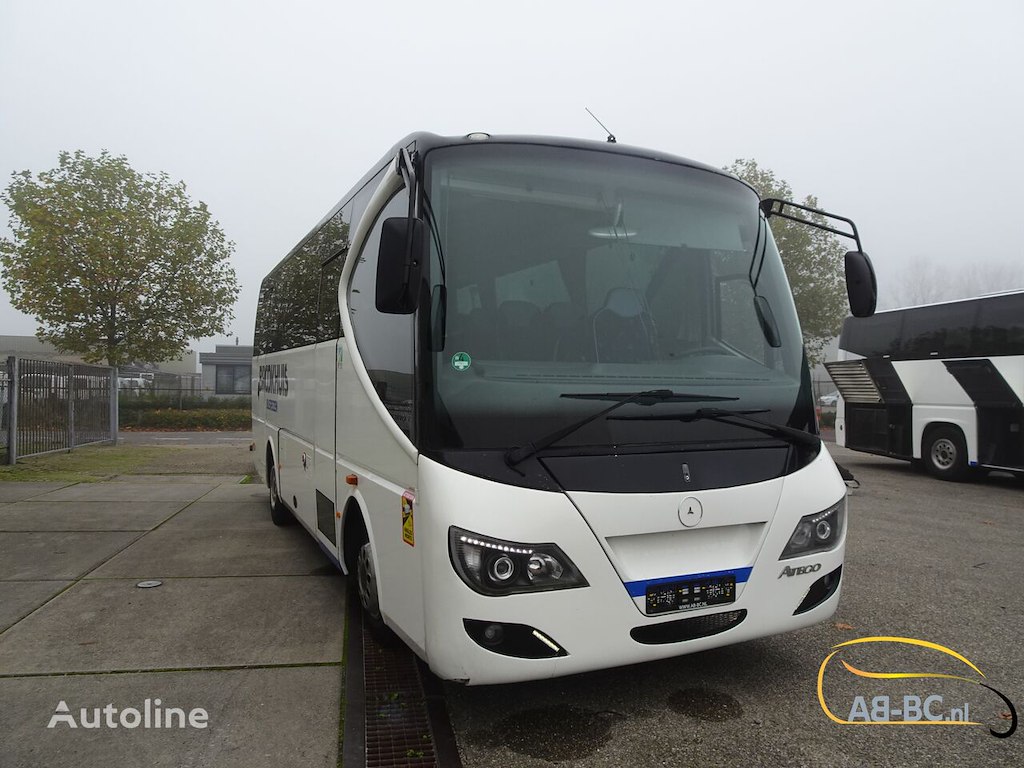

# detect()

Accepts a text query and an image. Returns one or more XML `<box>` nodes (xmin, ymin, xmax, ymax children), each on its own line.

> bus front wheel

<box><xmin>267</xmin><ymin>462</ymin><xmax>295</xmax><ymax>526</ymax></box>
<box><xmin>356</xmin><ymin>541</ymin><xmax>395</xmax><ymax>643</ymax></box>
<box><xmin>924</xmin><ymin>426</ymin><xmax>969</xmax><ymax>482</ymax></box>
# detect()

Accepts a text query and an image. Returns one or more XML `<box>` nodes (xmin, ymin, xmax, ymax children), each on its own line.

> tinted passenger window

<box><xmin>254</xmin><ymin>278</ymin><xmax>274</xmax><ymax>355</ymax></box>
<box><xmin>318</xmin><ymin>255</ymin><xmax>345</xmax><ymax>341</ymax></box>
<box><xmin>900</xmin><ymin>305</ymin><xmax>949</xmax><ymax>358</ymax></box>
<box><xmin>273</xmin><ymin>243</ymin><xmax>320</xmax><ymax>350</ymax></box>
<box><xmin>316</xmin><ymin>203</ymin><xmax>352</xmax><ymax>342</ymax></box>
<box><xmin>976</xmin><ymin>294</ymin><xmax>1024</xmax><ymax>356</ymax></box>
<box><xmin>842</xmin><ymin>312</ymin><xmax>903</xmax><ymax>358</ymax></box>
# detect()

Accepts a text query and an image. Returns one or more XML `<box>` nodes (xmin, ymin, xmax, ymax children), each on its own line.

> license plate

<box><xmin>645</xmin><ymin>574</ymin><xmax>737</xmax><ymax>614</ymax></box>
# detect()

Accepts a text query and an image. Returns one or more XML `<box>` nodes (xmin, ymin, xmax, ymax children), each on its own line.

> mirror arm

<box><xmin>394</xmin><ymin>148</ymin><xmax>424</xmax><ymax>290</ymax></box>
<box><xmin>397</xmin><ymin>148</ymin><xmax>420</xmax><ymax>219</ymax></box>
<box><xmin>759</xmin><ymin>198</ymin><xmax>864</xmax><ymax>253</ymax></box>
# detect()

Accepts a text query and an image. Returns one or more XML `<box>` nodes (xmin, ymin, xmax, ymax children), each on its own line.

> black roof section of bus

<box><xmin>838</xmin><ymin>289</ymin><xmax>1024</xmax><ymax>360</ymax></box>
<box><xmin>263</xmin><ymin>132</ymin><xmax>754</xmax><ymax>279</ymax></box>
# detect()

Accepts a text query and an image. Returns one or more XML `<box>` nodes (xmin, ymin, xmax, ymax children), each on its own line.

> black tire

<box><xmin>267</xmin><ymin>462</ymin><xmax>295</xmax><ymax>526</ymax></box>
<box><xmin>923</xmin><ymin>426</ymin><xmax>969</xmax><ymax>482</ymax></box>
<box><xmin>355</xmin><ymin>539</ymin><xmax>397</xmax><ymax>644</ymax></box>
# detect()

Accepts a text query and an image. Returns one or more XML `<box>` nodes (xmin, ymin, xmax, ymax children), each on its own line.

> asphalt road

<box><xmin>445</xmin><ymin>445</ymin><xmax>1024</xmax><ymax>767</ymax></box>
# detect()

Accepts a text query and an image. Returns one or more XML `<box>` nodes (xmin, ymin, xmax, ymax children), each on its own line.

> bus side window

<box><xmin>274</xmin><ymin>242</ymin><xmax>320</xmax><ymax>349</ymax></box>
<box><xmin>348</xmin><ymin>190</ymin><xmax>416</xmax><ymax>438</ymax></box>
<box><xmin>317</xmin><ymin>203</ymin><xmax>352</xmax><ymax>342</ymax></box>
<box><xmin>254</xmin><ymin>279</ymin><xmax>274</xmax><ymax>354</ymax></box>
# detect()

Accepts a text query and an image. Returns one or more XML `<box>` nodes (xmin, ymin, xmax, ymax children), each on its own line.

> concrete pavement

<box><xmin>0</xmin><ymin>473</ymin><xmax>345</xmax><ymax>768</ymax></box>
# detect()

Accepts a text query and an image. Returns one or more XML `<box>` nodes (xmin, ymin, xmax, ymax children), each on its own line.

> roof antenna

<box><xmin>585</xmin><ymin>107</ymin><xmax>616</xmax><ymax>143</ymax></box>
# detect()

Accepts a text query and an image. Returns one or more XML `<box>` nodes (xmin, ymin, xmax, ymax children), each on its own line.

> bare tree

<box><xmin>885</xmin><ymin>256</ymin><xmax>1024</xmax><ymax>309</ymax></box>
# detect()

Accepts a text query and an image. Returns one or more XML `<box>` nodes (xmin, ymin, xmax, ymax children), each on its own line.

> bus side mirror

<box><xmin>845</xmin><ymin>250</ymin><xmax>877</xmax><ymax>318</ymax></box>
<box><xmin>376</xmin><ymin>217</ymin><xmax>424</xmax><ymax>314</ymax></box>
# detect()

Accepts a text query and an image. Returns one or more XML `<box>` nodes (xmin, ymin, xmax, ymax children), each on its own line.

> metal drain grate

<box><xmin>343</xmin><ymin>588</ymin><xmax>462</xmax><ymax>768</ymax></box>
<box><xmin>363</xmin><ymin>624</ymin><xmax>437</xmax><ymax>767</ymax></box>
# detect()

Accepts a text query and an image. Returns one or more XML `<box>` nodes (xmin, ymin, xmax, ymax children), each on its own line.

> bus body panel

<box><xmin>991</xmin><ymin>356</ymin><xmax>1024</xmax><ymax>403</ymax></box>
<box><xmin>418</xmin><ymin>448</ymin><xmax>845</xmax><ymax>685</ymax></box>
<box><xmin>335</xmin><ymin>453</ymin><xmax>426</xmax><ymax>655</ymax></box>
<box><xmin>278</xmin><ymin>429</ymin><xmax>317</xmax><ymax>530</ymax></box>
<box><xmin>313</xmin><ymin>340</ymin><xmax>339</xmax><ymax>544</ymax></box>
<box><xmin>333</xmin><ymin>330</ymin><xmax>423</xmax><ymax>651</ymax></box>
<box><xmin>892</xmin><ymin>359</ymin><xmax>979</xmax><ymax>462</ymax></box>
<box><xmin>564</xmin><ymin>481</ymin><xmax>785</xmax><ymax>613</ymax></box>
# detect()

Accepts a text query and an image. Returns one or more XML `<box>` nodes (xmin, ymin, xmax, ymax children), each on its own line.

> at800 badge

<box><xmin>451</xmin><ymin>352</ymin><xmax>472</xmax><ymax>372</ymax></box>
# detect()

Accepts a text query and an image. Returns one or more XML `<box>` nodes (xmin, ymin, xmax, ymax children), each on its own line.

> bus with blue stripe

<box><xmin>252</xmin><ymin>132</ymin><xmax>876</xmax><ymax>684</ymax></box>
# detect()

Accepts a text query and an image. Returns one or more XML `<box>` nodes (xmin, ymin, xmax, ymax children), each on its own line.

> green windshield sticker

<box><xmin>451</xmin><ymin>352</ymin><xmax>472</xmax><ymax>372</ymax></box>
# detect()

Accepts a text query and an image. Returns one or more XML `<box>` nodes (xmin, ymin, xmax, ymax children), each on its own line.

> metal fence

<box><xmin>812</xmin><ymin>376</ymin><xmax>837</xmax><ymax>403</ymax></box>
<box><xmin>117</xmin><ymin>372</ymin><xmax>242</xmax><ymax>412</ymax></box>
<box><xmin>0</xmin><ymin>364</ymin><xmax>10</xmax><ymax>461</ymax></box>
<box><xmin>4</xmin><ymin>356</ymin><xmax>118</xmax><ymax>464</ymax></box>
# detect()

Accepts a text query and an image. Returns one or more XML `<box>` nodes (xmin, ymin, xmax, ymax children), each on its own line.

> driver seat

<box><xmin>592</xmin><ymin>288</ymin><xmax>655</xmax><ymax>363</ymax></box>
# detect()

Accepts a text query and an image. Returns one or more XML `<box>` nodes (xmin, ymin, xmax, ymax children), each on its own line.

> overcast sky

<box><xmin>2</xmin><ymin>0</ymin><xmax>1022</xmax><ymax>355</ymax></box>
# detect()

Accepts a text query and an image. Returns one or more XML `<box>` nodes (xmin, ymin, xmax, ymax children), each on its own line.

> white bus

<box><xmin>252</xmin><ymin>133</ymin><xmax>877</xmax><ymax>685</ymax></box>
<box><xmin>827</xmin><ymin>291</ymin><xmax>1024</xmax><ymax>481</ymax></box>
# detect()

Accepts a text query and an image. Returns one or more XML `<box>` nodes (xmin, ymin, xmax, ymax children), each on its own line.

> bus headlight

<box><xmin>449</xmin><ymin>526</ymin><xmax>588</xmax><ymax>596</ymax></box>
<box><xmin>780</xmin><ymin>497</ymin><xmax>846</xmax><ymax>559</ymax></box>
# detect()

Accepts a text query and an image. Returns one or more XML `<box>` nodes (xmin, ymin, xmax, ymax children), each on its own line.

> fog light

<box><xmin>481</xmin><ymin>623</ymin><xmax>504</xmax><ymax>645</ymax></box>
<box><xmin>464</xmin><ymin>619</ymin><xmax>568</xmax><ymax>658</ymax></box>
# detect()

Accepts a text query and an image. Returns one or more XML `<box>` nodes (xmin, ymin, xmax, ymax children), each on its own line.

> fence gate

<box><xmin>3</xmin><ymin>356</ymin><xmax>118</xmax><ymax>464</ymax></box>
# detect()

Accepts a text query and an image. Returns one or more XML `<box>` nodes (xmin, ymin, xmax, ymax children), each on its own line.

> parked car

<box><xmin>818</xmin><ymin>390</ymin><xmax>840</xmax><ymax>407</ymax></box>
<box><xmin>118</xmin><ymin>376</ymin><xmax>149</xmax><ymax>389</ymax></box>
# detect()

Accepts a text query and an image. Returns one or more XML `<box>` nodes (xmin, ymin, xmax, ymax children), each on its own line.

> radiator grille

<box><xmin>824</xmin><ymin>360</ymin><xmax>882</xmax><ymax>404</ymax></box>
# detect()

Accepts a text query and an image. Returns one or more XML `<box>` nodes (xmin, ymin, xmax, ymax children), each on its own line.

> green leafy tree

<box><xmin>724</xmin><ymin>159</ymin><xmax>848</xmax><ymax>367</ymax></box>
<box><xmin>0</xmin><ymin>150</ymin><xmax>239</xmax><ymax>366</ymax></box>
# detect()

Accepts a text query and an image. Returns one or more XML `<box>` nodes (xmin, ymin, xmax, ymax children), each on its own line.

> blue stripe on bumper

<box><xmin>624</xmin><ymin>567</ymin><xmax>753</xmax><ymax>598</ymax></box>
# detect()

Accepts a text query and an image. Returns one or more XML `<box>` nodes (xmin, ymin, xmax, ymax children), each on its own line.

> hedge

<box><xmin>119</xmin><ymin>395</ymin><xmax>250</xmax><ymax>413</ymax></box>
<box><xmin>123</xmin><ymin>408</ymin><xmax>251</xmax><ymax>430</ymax></box>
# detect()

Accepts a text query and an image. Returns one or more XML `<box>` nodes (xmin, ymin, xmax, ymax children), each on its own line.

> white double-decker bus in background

<box><xmin>252</xmin><ymin>133</ymin><xmax>877</xmax><ymax>684</ymax></box>
<box><xmin>827</xmin><ymin>291</ymin><xmax>1024</xmax><ymax>481</ymax></box>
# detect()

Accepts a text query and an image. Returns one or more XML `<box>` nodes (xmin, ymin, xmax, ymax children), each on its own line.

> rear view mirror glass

<box><xmin>376</xmin><ymin>217</ymin><xmax>424</xmax><ymax>314</ymax></box>
<box><xmin>845</xmin><ymin>251</ymin><xmax>877</xmax><ymax>318</ymax></box>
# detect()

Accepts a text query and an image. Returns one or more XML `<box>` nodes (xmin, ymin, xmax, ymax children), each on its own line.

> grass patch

<box><xmin>0</xmin><ymin>444</ymin><xmax>176</xmax><ymax>483</ymax></box>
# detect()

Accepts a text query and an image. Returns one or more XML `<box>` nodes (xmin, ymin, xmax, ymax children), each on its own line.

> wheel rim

<box><xmin>931</xmin><ymin>438</ymin><xmax>957</xmax><ymax>470</ymax></box>
<box><xmin>357</xmin><ymin>543</ymin><xmax>381</xmax><ymax>620</ymax></box>
<box><xmin>269</xmin><ymin>467</ymin><xmax>280</xmax><ymax>508</ymax></box>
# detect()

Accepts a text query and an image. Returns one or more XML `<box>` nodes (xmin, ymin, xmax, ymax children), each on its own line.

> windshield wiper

<box><xmin>610</xmin><ymin>406</ymin><xmax>820</xmax><ymax>448</ymax></box>
<box><xmin>504</xmin><ymin>390</ymin><xmax>739</xmax><ymax>468</ymax></box>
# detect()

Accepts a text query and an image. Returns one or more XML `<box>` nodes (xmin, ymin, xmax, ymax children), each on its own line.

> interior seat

<box><xmin>592</xmin><ymin>287</ymin><xmax>655</xmax><ymax>363</ymax></box>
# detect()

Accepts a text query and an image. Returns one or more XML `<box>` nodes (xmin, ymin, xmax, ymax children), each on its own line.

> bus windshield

<box><xmin>422</xmin><ymin>144</ymin><xmax>811</xmax><ymax>453</ymax></box>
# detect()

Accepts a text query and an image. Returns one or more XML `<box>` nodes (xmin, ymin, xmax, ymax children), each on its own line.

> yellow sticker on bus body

<box><xmin>401</xmin><ymin>491</ymin><xmax>415</xmax><ymax>547</ymax></box>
